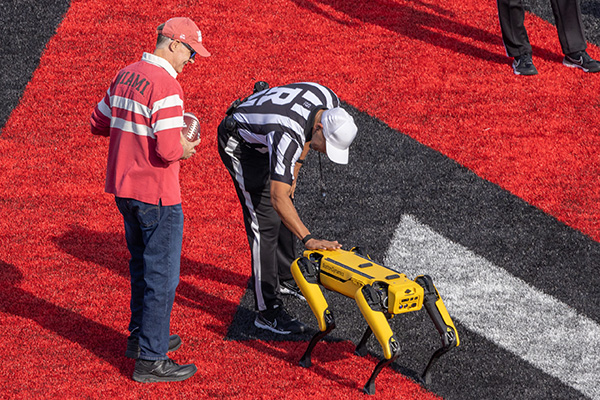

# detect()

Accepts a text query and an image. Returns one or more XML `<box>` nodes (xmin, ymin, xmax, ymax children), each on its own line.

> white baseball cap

<box><xmin>321</xmin><ymin>107</ymin><xmax>357</xmax><ymax>164</ymax></box>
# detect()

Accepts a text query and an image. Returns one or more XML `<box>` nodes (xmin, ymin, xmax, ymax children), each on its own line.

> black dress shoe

<box><xmin>125</xmin><ymin>334</ymin><xmax>182</xmax><ymax>359</ymax></box>
<box><xmin>132</xmin><ymin>358</ymin><xmax>197</xmax><ymax>383</ymax></box>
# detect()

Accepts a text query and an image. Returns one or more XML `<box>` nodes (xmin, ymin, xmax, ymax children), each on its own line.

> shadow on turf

<box><xmin>211</xmin><ymin>321</ymin><xmax>424</xmax><ymax>393</ymax></box>
<box><xmin>0</xmin><ymin>260</ymin><xmax>131</xmax><ymax>377</ymax></box>
<box><xmin>51</xmin><ymin>225</ymin><xmax>423</xmax><ymax>390</ymax></box>
<box><xmin>54</xmin><ymin>224</ymin><xmax>250</xmax><ymax>318</ymax></box>
<box><xmin>51</xmin><ymin>225</ymin><xmax>437</xmax><ymax>390</ymax></box>
<box><xmin>48</xmin><ymin>225</ymin><xmax>253</xmax><ymax>374</ymax></box>
<box><xmin>291</xmin><ymin>0</ymin><xmax>562</xmax><ymax>65</ymax></box>
<box><xmin>225</xmin><ymin>282</ymin><xmax>428</xmax><ymax>390</ymax></box>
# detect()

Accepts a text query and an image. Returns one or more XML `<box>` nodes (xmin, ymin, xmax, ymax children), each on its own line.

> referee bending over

<box><xmin>218</xmin><ymin>82</ymin><xmax>358</xmax><ymax>334</ymax></box>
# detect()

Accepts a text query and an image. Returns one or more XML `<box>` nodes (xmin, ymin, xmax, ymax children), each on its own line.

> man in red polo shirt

<box><xmin>90</xmin><ymin>17</ymin><xmax>209</xmax><ymax>383</ymax></box>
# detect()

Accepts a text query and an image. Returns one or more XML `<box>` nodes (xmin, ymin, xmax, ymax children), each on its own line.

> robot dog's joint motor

<box><xmin>362</xmin><ymin>283</ymin><xmax>389</xmax><ymax>312</ymax></box>
<box><xmin>291</xmin><ymin>247</ymin><xmax>459</xmax><ymax>395</ymax></box>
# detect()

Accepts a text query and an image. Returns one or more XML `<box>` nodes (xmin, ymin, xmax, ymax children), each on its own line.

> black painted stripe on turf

<box><xmin>0</xmin><ymin>0</ymin><xmax>71</xmax><ymax>133</ymax></box>
<box><xmin>227</xmin><ymin>103</ymin><xmax>598</xmax><ymax>400</ymax></box>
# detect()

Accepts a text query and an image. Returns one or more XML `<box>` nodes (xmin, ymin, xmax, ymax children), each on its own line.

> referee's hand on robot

<box><xmin>304</xmin><ymin>237</ymin><xmax>342</xmax><ymax>251</ymax></box>
<box><xmin>180</xmin><ymin>133</ymin><xmax>201</xmax><ymax>160</ymax></box>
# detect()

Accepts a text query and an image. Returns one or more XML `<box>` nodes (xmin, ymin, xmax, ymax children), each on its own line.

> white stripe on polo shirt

<box><xmin>96</xmin><ymin>93</ymin><xmax>112</xmax><ymax>119</ymax></box>
<box><xmin>110</xmin><ymin>95</ymin><xmax>152</xmax><ymax>118</ymax></box>
<box><xmin>151</xmin><ymin>94</ymin><xmax>184</xmax><ymax>115</ymax></box>
<box><xmin>111</xmin><ymin>117</ymin><xmax>154</xmax><ymax>138</ymax></box>
<box><xmin>153</xmin><ymin>115</ymin><xmax>184</xmax><ymax>134</ymax></box>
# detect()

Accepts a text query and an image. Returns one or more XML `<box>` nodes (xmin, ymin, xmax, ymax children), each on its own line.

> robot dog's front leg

<box><xmin>415</xmin><ymin>275</ymin><xmax>459</xmax><ymax>385</ymax></box>
<box><xmin>291</xmin><ymin>257</ymin><xmax>335</xmax><ymax>368</ymax></box>
<box><xmin>355</xmin><ymin>285</ymin><xmax>401</xmax><ymax>395</ymax></box>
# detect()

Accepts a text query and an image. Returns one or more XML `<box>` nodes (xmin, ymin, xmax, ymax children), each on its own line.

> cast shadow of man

<box><xmin>0</xmin><ymin>260</ymin><xmax>130</xmax><ymax>377</ymax></box>
<box><xmin>51</xmin><ymin>225</ymin><xmax>413</xmax><ymax>390</ymax></box>
<box><xmin>52</xmin><ymin>225</ymin><xmax>250</xmax><ymax>329</ymax></box>
<box><xmin>291</xmin><ymin>0</ymin><xmax>560</xmax><ymax>64</ymax></box>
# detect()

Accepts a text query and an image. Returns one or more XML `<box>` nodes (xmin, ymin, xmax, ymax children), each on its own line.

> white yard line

<box><xmin>385</xmin><ymin>214</ymin><xmax>599</xmax><ymax>400</ymax></box>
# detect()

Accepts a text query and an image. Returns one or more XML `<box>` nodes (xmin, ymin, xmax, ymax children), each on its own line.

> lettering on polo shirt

<box><xmin>115</xmin><ymin>71</ymin><xmax>151</xmax><ymax>95</ymax></box>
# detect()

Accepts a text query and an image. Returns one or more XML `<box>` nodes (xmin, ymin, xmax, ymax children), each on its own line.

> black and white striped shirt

<box><xmin>232</xmin><ymin>82</ymin><xmax>340</xmax><ymax>185</ymax></box>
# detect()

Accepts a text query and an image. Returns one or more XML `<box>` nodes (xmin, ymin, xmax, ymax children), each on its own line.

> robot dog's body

<box><xmin>291</xmin><ymin>247</ymin><xmax>459</xmax><ymax>395</ymax></box>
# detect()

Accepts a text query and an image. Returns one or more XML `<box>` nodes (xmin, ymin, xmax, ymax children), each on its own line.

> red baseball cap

<box><xmin>158</xmin><ymin>17</ymin><xmax>211</xmax><ymax>57</ymax></box>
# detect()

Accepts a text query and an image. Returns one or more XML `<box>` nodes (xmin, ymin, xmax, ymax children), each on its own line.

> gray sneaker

<box><xmin>563</xmin><ymin>51</ymin><xmax>600</xmax><ymax>73</ymax></box>
<box><xmin>254</xmin><ymin>304</ymin><xmax>307</xmax><ymax>334</ymax></box>
<box><xmin>512</xmin><ymin>53</ymin><xmax>538</xmax><ymax>75</ymax></box>
<box><xmin>279</xmin><ymin>279</ymin><xmax>306</xmax><ymax>301</ymax></box>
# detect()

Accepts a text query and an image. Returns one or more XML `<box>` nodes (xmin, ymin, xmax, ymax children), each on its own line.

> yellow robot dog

<box><xmin>291</xmin><ymin>247</ymin><xmax>459</xmax><ymax>395</ymax></box>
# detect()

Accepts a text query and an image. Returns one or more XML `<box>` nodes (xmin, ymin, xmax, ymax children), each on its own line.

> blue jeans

<box><xmin>115</xmin><ymin>197</ymin><xmax>183</xmax><ymax>361</ymax></box>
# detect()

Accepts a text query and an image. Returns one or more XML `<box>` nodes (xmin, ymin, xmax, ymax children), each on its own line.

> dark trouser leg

<box><xmin>217</xmin><ymin>120</ymin><xmax>284</xmax><ymax>312</ymax></box>
<box><xmin>117</xmin><ymin>199</ymin><xmax>145</xmax><ymax>339</ymax></box>
<box><xmin>250</xmin><ymin>185</ymin><xmax>284</xmax><ymax>310</ymax></box>
<box><xmin>497</xmin><ymin>0</ymin><xmax>532</xmax><ymax>57</ymax></box>
<box><xmin>116</xmin><ymin>197</ymin><xmax>183</xmax><ymax>361</ymax></box>
<box><xmin>277</xmin><ymin>221</ymin><xmax>296</xmax><ymax>282</ymax></box>
<box><xmin>550</xmin><ymin>0</ymin><xmax>587</xmax><ymax>55</ymax></box>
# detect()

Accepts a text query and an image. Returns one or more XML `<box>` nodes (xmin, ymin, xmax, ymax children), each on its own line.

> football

<box><xmin>182</xmin><ymin>112</ymin><xmax>200</xmax><ymax>142</ymax></box>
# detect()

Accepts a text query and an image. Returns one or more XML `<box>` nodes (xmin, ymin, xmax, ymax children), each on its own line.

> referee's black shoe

<box><xmin>133</xmin><ymin>358</ymin><xmax>197</xmax><ymax>383</ymax></box>
<box><xmin>512</xmin><ymin>54</ymin><xmax>538</xmax><ymax>76</ymax></box>
<box><xmin>254</xmin><ymin>304</ymin><xmax>307</xmax><ymax>334</ymax></box>
<box><xmin>563</xmin><ymin>51</ymin><xmax>600</xmax><ymax>73</ymax></box>
<box><xmin>126</xmin><ymin>334</ymin><xmax>182</xmax><ymax>359</ymax></box>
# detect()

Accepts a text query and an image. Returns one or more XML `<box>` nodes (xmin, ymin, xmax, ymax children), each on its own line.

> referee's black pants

<box><xmin>497</xmin><ymin>0</ymin><xmax>587</xmax><ymax>57</ymax></box>
<box><xmin>217</xmin><ymin>118</ymin><xmax>296</xmax><ymax>312</ymax></box>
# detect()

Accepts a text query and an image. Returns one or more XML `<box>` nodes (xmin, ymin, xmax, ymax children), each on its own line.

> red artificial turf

<box><xmin>1</xmin><ymin>0</ymin><xmax>599</xmax><ymax>398</ymax></box>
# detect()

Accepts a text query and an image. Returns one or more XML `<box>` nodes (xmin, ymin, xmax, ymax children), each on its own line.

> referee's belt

<box><xmin>222</xmin><ymin>115</ymin><xmax>267</xmax><ymax>151</ymax></box>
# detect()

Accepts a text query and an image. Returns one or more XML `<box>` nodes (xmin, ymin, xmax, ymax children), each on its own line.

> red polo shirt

<box><xmin>90</xmin><ymin>52</ymin><xmax>185</xmax><ymax>206</ymax></box>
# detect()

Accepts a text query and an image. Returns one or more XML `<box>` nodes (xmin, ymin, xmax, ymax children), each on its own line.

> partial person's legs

<box><xmin>116</xmin><ymin>197</ymin><xmax>196</xmax><ymax>382</ymax></box>
<box><xmin>550</xmin><ymin>0</ymin><xmax>586</xmax><ymax>55</ymax></box>
<box><xmin>497</xmin><ymin>0</ymin><xmax>538</xmax><ymax>75</ymax></box>
<box><xmin>497</xmin><ymin>0</ymin><xmax>532</xmax><ymax>57</ymax></box>
<box><xmin>217</xmin><ymin>120</ymin><xmax>306</xmax><ymax>334</ymax></box>
<box><xmin>553</xmin><ymin>0</ymin><xmax>600</xmax><ymax>72</ymax></box>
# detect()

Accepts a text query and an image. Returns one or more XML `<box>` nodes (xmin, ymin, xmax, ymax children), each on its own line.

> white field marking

<box><xmin>384</xmin><ymin>214</ymin><xmax>599</xmax><ymax>400</ymax></box>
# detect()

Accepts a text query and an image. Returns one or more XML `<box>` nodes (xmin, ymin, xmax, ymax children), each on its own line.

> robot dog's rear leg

<box><xmin>415</xmin><ymin>275</ymin><xmax>459</xmax><ymax>385</ymax></box>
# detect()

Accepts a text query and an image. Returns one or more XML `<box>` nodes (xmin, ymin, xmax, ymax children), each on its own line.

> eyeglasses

<box><xmin>179</xmin><ymin>41</ymin><xmax>196</xmax><ymax>60</ymax></box>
